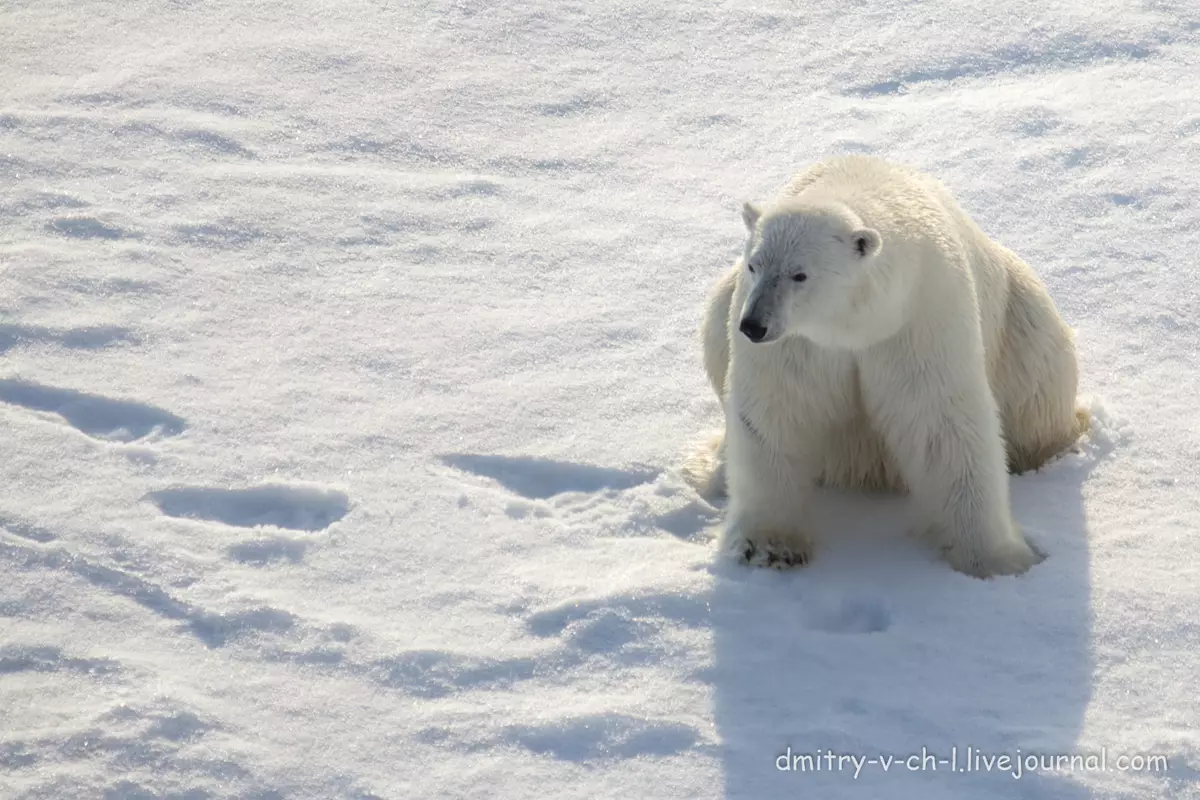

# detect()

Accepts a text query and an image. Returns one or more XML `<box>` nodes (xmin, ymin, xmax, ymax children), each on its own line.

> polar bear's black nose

<box><xmin>740</xmin><ymin>318</ymin><xmax>768</xmax><ymax>343</ymax></box>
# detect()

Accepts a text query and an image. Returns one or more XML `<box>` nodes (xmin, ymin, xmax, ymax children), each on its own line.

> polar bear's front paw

<box><xmin>943</xmin><ymin>535</ymin><xmax>1044</xmax><ymax>579</ymax></box>
<box><xmin>732</xmin><ymin>533</ymin><xmax>812</xmax><ymax>570</ymax></box>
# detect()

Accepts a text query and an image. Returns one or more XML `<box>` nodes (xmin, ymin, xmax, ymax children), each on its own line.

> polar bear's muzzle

<box><xmin>739</xmin><ymin>316</ymin><xmax>770</xmax><ymax>343</ymax></box>
<box><xmin>740</xmin><ymin>281</ymin><xmax>781</xmax><ymax>344</ymax></box>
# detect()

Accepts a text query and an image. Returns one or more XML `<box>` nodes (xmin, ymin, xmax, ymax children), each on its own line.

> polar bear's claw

<box><xmin>739</xmin><ymin>537</ymin><xmax>810</xmax><ymax>570</ymax></box>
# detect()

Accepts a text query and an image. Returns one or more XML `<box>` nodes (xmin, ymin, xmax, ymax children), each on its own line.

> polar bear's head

<box><xmin>737</xmin><ymin>200</ymin><xmax>891</xmax><ymax>347</ymax></box>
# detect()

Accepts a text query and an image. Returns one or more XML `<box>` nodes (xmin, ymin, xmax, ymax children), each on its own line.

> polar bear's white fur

<box><xmin>685</xmin><ymin>156</ymin><xmax>1086</xmax><ymax>578</ymax></box>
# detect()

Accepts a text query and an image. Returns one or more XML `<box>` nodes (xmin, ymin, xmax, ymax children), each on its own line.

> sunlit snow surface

<box><xmin>2</xmin><ymin>1</ymin><xmax>1199</xmax><ymax>798</ymax></box>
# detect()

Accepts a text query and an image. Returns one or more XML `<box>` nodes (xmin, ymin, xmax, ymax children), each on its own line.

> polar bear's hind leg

<box><xmin>995</xmin><ymin>272</ymin><xmax>1086</xmax><ymax>474</ymax></box>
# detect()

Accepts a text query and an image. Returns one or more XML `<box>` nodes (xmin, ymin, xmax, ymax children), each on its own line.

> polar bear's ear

<box><xmin>848</xmin><ymin>228</ymin><xmax>882</xmax><ymax>259</ymax></box>
<box><xmin>741</xmin><ymin>202</ymin><xmax>762</xmax><ymax>232</ymax></box>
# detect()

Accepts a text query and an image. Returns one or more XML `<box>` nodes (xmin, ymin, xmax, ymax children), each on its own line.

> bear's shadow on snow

<box><xmin>707</xmin><ymin>446</ymin><xmax>1105</xmax><ymax>800</ymax></box>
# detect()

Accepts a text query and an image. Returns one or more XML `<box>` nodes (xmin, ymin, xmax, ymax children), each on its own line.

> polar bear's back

<box><xmin>777</xmin><ymin>155</ymin><xmax>1020</xmax><ymax>268</ymax></box>
<box><xmin>780</xmin><ymin>155</ymin><xmax>972</xmax><ymax>246</ymax></box>
<box><xmin>781</xmin><ymin>155</ymin><xmax>1020</xmax><ymax>343</ymax></box>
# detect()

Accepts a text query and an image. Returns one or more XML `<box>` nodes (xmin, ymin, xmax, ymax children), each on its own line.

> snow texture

<box><xmin>2</xmin><ymin>1</ymin><xmax>1199</xmax><ymax>798</ymax></box>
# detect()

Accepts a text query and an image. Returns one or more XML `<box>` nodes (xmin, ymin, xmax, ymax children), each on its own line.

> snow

<box><xmin>2</xmin><ymin>0</ymin><xmax>1199</xmax><ymax>798</ymax></box>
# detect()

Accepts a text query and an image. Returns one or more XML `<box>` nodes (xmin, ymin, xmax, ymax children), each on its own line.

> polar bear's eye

<box><xmin>747</xmin><ymin>262</ymin><xmax>757</xmax><ymax>274</ymax></box>
<box><xmin>791</xmin><ymin>273</ymin><xmax>808</xmax><ymax>283</ymax></box>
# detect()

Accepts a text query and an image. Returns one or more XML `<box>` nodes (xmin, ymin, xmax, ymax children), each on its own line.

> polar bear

<box><xmin>685</xmin><ymin>155</ymin><xmax>1086</xmax><ymax>578</ymax></box>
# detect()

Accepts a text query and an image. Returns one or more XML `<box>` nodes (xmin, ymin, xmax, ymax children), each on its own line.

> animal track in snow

<box><xmin>171</xmin><ymin>220</ymin><xmax>272</xmax><ymax>248</ymax></box>
<box><xmin>534</xmin><ymin>94</ymin><xmax>608</xmax><ymax>118</ymax></box>
<box><xmin>2</xmin><ymin>697</ymin><xmax>239</xmax><ymax>793</ymax></box>
<box><xmin>0</xmin><ymin>645</ymin><xmax>120</xmax><ymax>676</ymax></box>
<box><xmin>46</xmin><ymin>215</ymin><xmax>132</xmax><ymax>240</ymax></box>
<box><xmin>0</xmin><ymin>323</ymin><xmax>136</xmax><ymax>354</ymax></box>
<box><xmin>368</xmin><ymin>650</ymin><xmax>540</xmax><ymax>699</ymax></box>
<box><xmin>419</xmin><ymin>712</ymin><xmax>703</xmax><ymax>762</ymax></box>
<box><xmin>0</xmin><ymin>535</ymin><xmax>299</xmax><ymax>648</ymax></box>
<box><xmin>801</xmin><ymin>596</ymin><xmax>892</xmax><ymax>634</ymax></box>
<box><xmin>527</xmin><ymin>591</ymin><xmax>710</xmax><ymax>639</ymax></box>
<box><xmin>448</xmin><ymin>454</ymin><xmax>715</xmax><ymax>544</ymax></box>
<box><xmin>173</xmin><ymin>128</ymin><xmax>255</xmax><ymax>157</ymax></box>
<box><xmin>841</xmin><ymin>33</ymin><xmax>1160</xmax><ymax>96</ymax></box>
<box><xmin>0</xmin><ymin>379</ymin><xmax>185</xmax><ymax>442</ymax></box>
<box><xmin>442</xmin><ymin>453</ymin><xmax>657</xmax><ymax>499</ymax></box>
<box><xmin>0</xmin><ymin>513</ymin><xmax>58</xmax><ymax>543</ymax></box>
<box><xmin>226</xmin><ymin>536</ymin><xmax>310</xmax><ymax>565</ymax></box>
<box><xmin>524</xmin><ymin>589</ymin><xmax>711</xmax><ymax>672</ymax></box>
<box><xmin>148</xmin><ymin>484</ymin><xmax>349</xmax><ymax>531</ymax></box>
<box><xmin>502</xmin><ymin>713</ymin><xmax>700</xmax><ymax>761</ymax></box>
